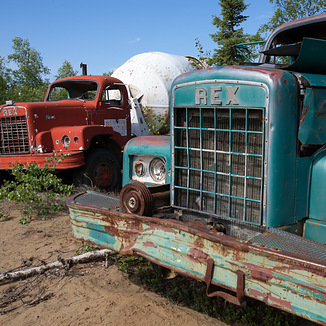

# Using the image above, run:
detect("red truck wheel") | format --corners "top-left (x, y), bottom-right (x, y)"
top-left (74, 149), bottom-right (121, 191)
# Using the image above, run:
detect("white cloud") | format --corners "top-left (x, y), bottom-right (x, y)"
top-left (128, 37), bottom-right (141, 44)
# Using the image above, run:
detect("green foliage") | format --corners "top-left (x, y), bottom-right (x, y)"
top-left (195, 38), bottom-right (212, 65)
top-left (0, 37), bottom-right (50, 104)
top-left (197, 0), bottom-right (264, 66)
top-left (0, 57), bottom-right (11, 104)
top-left (142, 106), bottom-right (169, 135)
top-left (209, 0), bottom-right (264, 66)
top-left (116, 254), bottom-right (144, 273)
top-left (0, 207), bottom-right (10, 220)
top-left (103, 70), bottom-right (114, 76)
top-left (75, 241), bottom-right (99, 255)
top-left (55, 60), bottom-right (78, 80)
top-left (0, 153), bottom-right (73, 224)
top-left (260, 0), bottom-right (326, 34)
top-left (8, 37), bottom-right (50, 88)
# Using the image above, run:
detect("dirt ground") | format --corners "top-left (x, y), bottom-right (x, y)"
top-left (0, 206), bottom-right (227, 326)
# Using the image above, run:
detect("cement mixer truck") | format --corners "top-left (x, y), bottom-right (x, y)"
top-left (112, 52), bottom-right (204, 136)
top-left (0, 52), bottom-right (199, 189)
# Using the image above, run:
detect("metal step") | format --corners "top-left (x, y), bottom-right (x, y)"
top-left (250, 227), bottom-right (326, 264)
top-left (73, 191), bottom-right (119, 209)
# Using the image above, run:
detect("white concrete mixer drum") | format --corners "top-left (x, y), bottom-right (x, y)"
top-left (112, 52), bottom-right (198, 134)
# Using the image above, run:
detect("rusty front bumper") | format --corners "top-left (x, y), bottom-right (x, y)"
top-left (67, 191), bottom-right (326, 325)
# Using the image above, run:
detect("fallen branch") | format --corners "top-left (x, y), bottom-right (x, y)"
top-left (0, 249), bottom-right (115, 283)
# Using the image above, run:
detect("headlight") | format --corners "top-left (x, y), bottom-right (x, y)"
top-left (61, 135), bottom-right (71, 148)
top-left (149, 158), bottom-right (165, 182)
top-left (131, 156), bottom-right (166, 184)
top-left (134, 161), bottom-right (145, 177)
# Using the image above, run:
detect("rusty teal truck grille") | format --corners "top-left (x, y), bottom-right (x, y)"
top-left (0, 116), bottom-right (30, 154)
top-left (173, 107), bottom-right (264, 225)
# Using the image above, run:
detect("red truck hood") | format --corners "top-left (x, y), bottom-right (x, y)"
top-left (0, 100), bottom-right (90, 132)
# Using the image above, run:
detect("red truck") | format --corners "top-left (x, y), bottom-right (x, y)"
top-left (0, 75), bottom-right (131, 190)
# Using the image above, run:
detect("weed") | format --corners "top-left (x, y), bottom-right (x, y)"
top-left (0, 153), bottom-right (73, 224)
top-left (75, 241), bottom-right (99, 255)
top-left (0, 210), bottom-right (10, 220)
top-left (116, 254), bottom-right (144, 273)
top-left (142, 106), bottom-right (169, 135)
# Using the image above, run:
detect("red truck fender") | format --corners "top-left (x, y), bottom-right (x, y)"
top-left (35, 125), bottom-right (126, 153)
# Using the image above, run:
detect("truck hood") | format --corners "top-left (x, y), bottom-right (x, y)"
top-left (0, 100), bottom-right (89, 133)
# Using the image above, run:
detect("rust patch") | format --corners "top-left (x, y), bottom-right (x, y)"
top-left (316, 111), bottom-right (326, 118)
top-left (224, 65), bottom-right (287, 85)
top-left (189, 248), bottom-right (209, 261)
top-left (250, 267), bottom-right (274, 283)
top-left (300, 103), bottom-right (309, 124)
top-left (67, 193), bottom-right (326, 270)
top-left (248, 288), bottom-right (296, 314)
top-left (143, 241), bottom-right (157, 248)
top-left (128, 135), bottom-right (170, 148)
top-left (275, 13), bottom-right (326, 29)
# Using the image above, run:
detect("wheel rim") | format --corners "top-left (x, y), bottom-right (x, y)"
top-left (93, 160), bottom-right (114, 189)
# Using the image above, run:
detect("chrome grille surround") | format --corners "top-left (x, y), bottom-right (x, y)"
top-left (172, 81), bottom-right (268, 226)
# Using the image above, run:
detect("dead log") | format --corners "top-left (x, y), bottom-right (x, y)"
top-left (0, 249), bottom-right (115, 283)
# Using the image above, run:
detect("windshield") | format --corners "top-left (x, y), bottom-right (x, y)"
top-left (47, 80), bottom-right (98, 101)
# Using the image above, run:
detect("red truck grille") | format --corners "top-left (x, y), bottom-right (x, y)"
top-left (0, 116), bottom-right (30, 154)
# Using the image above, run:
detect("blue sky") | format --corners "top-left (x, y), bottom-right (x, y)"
top-left (1, 0), bottom-right (275, 81)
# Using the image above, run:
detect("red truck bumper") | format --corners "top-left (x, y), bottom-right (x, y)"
top-left (0, 151), bottom-right (85, 169)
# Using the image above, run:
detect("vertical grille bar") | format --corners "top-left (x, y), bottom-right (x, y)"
top-left (174, 106), bottom-right (264, 225)
top-left (0, 116), bottom-right (30, 154)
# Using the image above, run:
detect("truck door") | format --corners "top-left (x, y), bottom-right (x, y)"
top-left (94, 85), bottom-right (129, 138)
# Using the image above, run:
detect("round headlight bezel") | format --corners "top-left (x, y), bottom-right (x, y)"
top-left (61, 135), bottom-right (71, 148)
top-left (149, 158), bottom-right (166, 182)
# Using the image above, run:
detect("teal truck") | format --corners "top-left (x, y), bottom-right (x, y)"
top-left (67, 14), bottom-right (326, 324)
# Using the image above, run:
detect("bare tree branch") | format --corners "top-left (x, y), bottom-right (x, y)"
top-left (0, 249), bottom-right (115, 283)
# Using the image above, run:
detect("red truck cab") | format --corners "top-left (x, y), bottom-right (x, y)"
top-left (0, 75), bottom-right (131, 190)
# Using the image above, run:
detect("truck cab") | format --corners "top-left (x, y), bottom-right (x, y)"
top-left (67, 14), bottom-right (326, 324)
top-left (0, 75), bottom-right (131, 190)
top-left (120, 13), bottom-right (326, 244)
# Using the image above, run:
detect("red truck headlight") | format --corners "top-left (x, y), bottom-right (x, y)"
top-left (61, 135), bottom-right (71, 148)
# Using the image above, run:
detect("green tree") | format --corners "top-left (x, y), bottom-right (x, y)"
top-left (8, 37), bottom-right (50, 88)
top-left (260, 0), bottom-right (326, 34)
top-left (6, 37), bottom-right (50, 102)
top-left (208, 0), bottom-right (263, 66)
top-left (0, 57), bottom-right (11, 104)
top-left (103, 70), bottom-right (114, 76)
top-left (55, 60), bottom-right (78, 80)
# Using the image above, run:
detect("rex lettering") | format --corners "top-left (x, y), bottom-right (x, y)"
top-left (195, 86), bottom-right (239, 106)
top-left (2, 108), bottom-right (18, 116)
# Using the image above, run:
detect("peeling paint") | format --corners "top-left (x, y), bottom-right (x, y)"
top-left (67, 192), bottom-right (326, 325)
